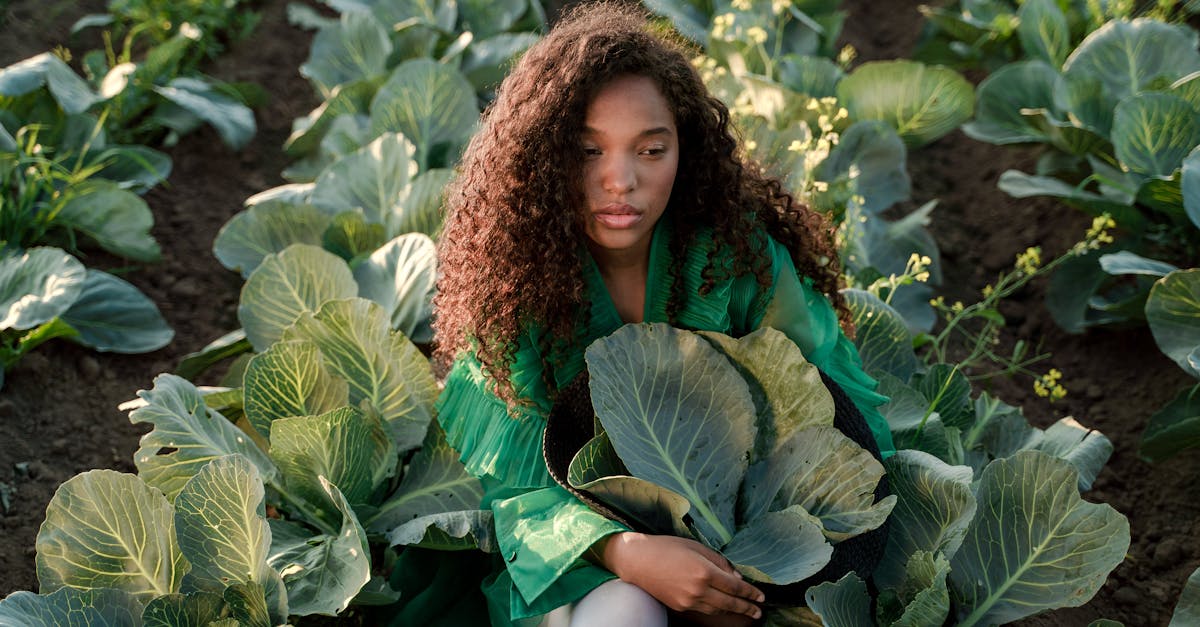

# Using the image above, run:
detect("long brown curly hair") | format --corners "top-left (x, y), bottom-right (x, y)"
top-left (434, 1), bottom-right (850, 406)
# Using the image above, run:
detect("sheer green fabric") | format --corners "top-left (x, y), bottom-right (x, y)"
top-left (434, 216), bottom-right (895, 623)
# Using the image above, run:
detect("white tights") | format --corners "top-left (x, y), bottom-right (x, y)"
top-left (538, 579), bottom-right (668, 627)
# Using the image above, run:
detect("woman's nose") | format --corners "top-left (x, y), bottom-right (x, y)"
top-left (602, 156), bottom-right (636, 194)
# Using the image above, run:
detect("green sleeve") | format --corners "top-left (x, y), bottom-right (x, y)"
top-left (436, 338), bottom-right (628, 618)
top-left (492, 486), bottom-right (626, 619)
top-left (756, 239), bottom-right (896, 458)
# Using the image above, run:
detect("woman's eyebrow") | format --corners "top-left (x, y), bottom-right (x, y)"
top-left (581, 126), bottom-right (676, 138)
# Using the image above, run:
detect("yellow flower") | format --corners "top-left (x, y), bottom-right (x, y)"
top-left (1015, 246), bottom-right (1042, 275)
top-left (772, 0), bottom-right (790, 15)
top-left (981, 284), bottom-right (994, 297)
top-left (1034, 369), bottom-right (1067, 401)
top-left (732, 0), bottom-right (752, 10)
top-left (746, 26), bottom-right (768, 44)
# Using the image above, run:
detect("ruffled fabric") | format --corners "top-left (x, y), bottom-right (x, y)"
top-left (436, 352), bottom-right (556, 489)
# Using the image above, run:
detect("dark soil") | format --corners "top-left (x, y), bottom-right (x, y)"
top-left (2, 0), bottom-right (1198, 625)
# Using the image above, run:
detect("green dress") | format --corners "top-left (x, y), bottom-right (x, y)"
top-left (436, 216), bottom-right (896, 625)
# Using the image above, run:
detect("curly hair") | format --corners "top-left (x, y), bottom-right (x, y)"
top-left (433, 1), bottom-right (850, 406)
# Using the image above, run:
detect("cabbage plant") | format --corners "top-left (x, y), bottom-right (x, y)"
top-left (0, 455), bottom-right (288, 625)
top-left (573, 324), bottom-right (895, 589)
top-left (1, 238), bottom-right (485, 618)
top-left (748, 292), bottom-right (1133, 625)
top-left (0, 247), bottom-right (172, 391)
top-left (964, 18), bottom-right (1200, 332)
top-left (914, 0), bottom-right (1199, 71)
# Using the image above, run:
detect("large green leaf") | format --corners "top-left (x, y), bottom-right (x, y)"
top-left (175, 455), bottom-right (286, 623)
top-left (36, 470), bottom-right (187, 602)
top-left (56, 181), bottom-right (159, 261)
top-left (270, 407), bottom-right (397, 525)
top-left (238, 244), bottom-right (357, 352)
top-left (386, 510), bottom-right (497, 553)
top-left (817, 120), bottom-right (910, 214)
top-left (1016, 0), bottom-right (1069, 69)
top-left (281, 298), bottom-right (438, 451)
top-left (1112, 92), bottom-right (1200, 179)
top-left (1026, 418), bottom-right (1113, 492)
top-left (1063, 19), bottom-right (1200, 104)
top-left (843, 289), bottom-right (919, 382)
top-left (568, 433), bottom-right (690, 536)
top-left (1146, 269), bottom-right (1200, 378)
top-left (460, 33), bottom-right (540, 95)
top-left (1139, 385), bottom-right (1200, 463)
top-left (301, 10), bottom-right (391, 97)
top-left (1180, 145), bottom-right (1200, 229)
top-left (879, 551), bottom-right (951, 627)
top-left (458, 0), bottom-right (524, 38)
top-left (142, 591), bottom-right (226, 626)
top-left (0, 53), bottom-right (101, 114)
top-left (837, 60), bottom-right (974, 148)
top-left (91, 144), bottom-right (172, 193)
top-left (950, 451), bottom-right (1130, 626)
top-left (175, 329), bottom-right (251, 381)
top-left (742, 426), bottom-right (893, 541)
top-left (213, 202), bottom-right (334, 278)
top-left (352, 233), bottom-right (436, 343)
top-left (723, 505), bottom-right (832, 585)
top-left (365, 421), bottom-right (482, 533)
top-left (1099, 251), bottom-right (1179, 278)
top-left (368, 59), bottom-right (478, 168)
top-left (585, 323), bottom-right (755, 545)
top-left (322, 211), bottom-right (387, 264)
top-left (0, 588), bottom-right (144, 626)
top-left (1171, 566), bottom-right (1200, 627)
top-left (266, 479), bottom-right (370, 616)
top-left (391, 167), bottom-right (452, 237)
top-left (60, 270), bottom-right (173, 353)
top-left (804, 573), bottom-right (873, 627)
top-left (151, 78), bottom-right (255, 150)
top-left (913, 363), bottom-right (973, 429)
top-left (698, 327), bottom-right (834, 463)
top-left (876, 451), bottom-right (976, 590)
top-left (777, 55), bottom-right (844, 99)
top-left (310, 133), bottom-right (417, 224)
top-left (285, 78), bottom-right (382, 158)
top-left (642, 0), bottom-right (709, 43)
top-left (242, 340), bottom-right (350, 438)
top-left (0, 248), bottom-right (86, 331)
top-left (129, 374), bottom-right (278, 501)
top-left (962, 60), bottom-right (1059, 145)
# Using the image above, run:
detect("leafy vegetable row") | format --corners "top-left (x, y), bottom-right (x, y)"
top-left (0, 0), bottom-right (264, 388)
top-left (930, 0), bottom-right (1200, 461)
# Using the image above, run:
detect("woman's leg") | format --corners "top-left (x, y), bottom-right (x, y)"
top-left (538, 579), bottom-right (668, 627)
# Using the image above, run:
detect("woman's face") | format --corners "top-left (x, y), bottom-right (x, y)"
top-left (580, 74), bottom-right (679, 258)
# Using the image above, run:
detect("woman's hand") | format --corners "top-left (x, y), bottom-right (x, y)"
top-left (594, 532), bottom-right (765, 621)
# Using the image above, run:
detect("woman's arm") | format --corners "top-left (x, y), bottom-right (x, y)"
top-left (592, 532), bottom-right (765, 621)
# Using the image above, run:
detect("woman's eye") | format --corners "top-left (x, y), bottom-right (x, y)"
top-left (642, 146), bottom-right (666, 157)
top-left (582, 147), bottom-right (601, 157)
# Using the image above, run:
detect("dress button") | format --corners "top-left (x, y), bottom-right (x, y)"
top-left (508, 550), bottom-right (518, 562)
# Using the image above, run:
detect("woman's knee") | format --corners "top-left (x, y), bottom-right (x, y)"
top-left (569, 579), bottom-right (667, 627)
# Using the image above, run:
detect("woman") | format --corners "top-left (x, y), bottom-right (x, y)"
top-left (432, 3), bottom-right (895, 625)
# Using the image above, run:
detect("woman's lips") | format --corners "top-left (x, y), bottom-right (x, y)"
top-left (593, 204), bottom-right (643, 229)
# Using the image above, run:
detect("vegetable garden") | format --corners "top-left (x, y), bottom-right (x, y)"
top-left (2, 0), bottom-right (1199, 624)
